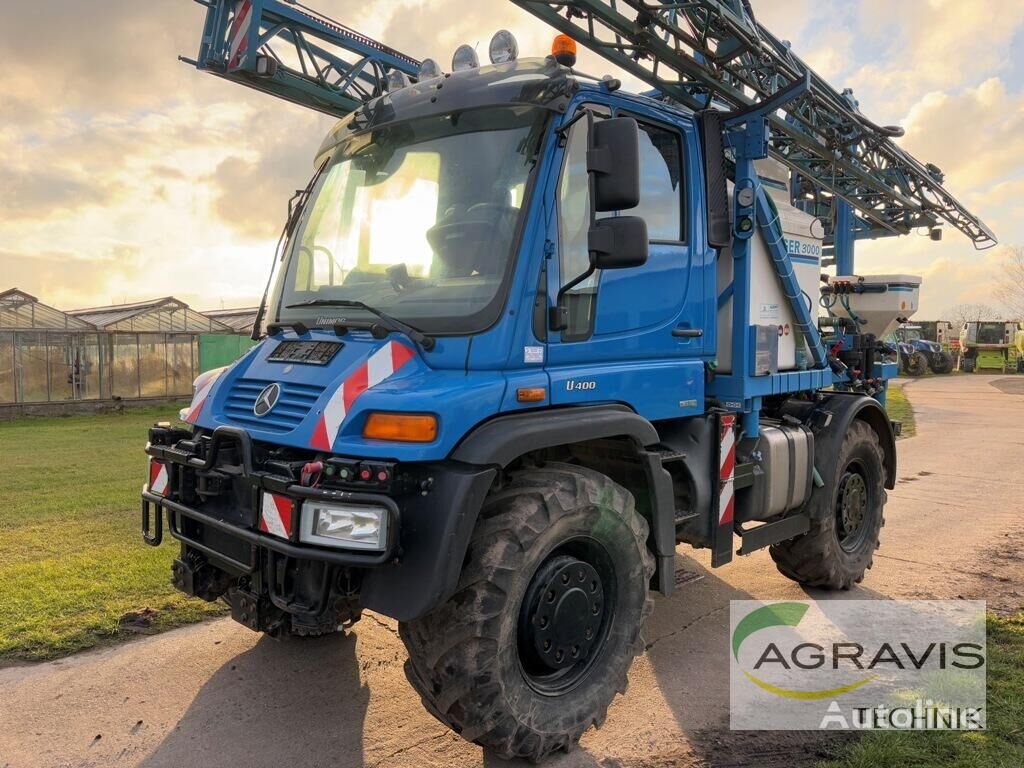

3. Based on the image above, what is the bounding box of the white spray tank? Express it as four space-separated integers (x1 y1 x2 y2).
716 158 823 373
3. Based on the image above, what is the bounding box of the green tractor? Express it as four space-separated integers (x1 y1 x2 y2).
958 321 1016 373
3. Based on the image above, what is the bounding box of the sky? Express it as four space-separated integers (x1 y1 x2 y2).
1 0 1022 317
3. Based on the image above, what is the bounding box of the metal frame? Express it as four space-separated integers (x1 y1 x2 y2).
187 0 420 117
510 0 996 250
704 77 832 436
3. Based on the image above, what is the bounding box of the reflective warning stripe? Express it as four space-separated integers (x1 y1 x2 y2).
149 461 169 496
260 492 293 539
310 341 416 451
227 0 253 70
719 414 736 525
182 375 217 424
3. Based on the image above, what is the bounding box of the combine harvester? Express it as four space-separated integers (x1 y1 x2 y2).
958 320 1018 372
140 0 995 758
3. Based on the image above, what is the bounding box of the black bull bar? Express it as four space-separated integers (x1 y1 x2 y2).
142 426 399 573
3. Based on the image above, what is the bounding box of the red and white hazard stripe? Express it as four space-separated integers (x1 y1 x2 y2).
310 341 416 451
227 0 253 71
182 374 218 424
718 414 737 525
149 461 169 496
260 492 293 539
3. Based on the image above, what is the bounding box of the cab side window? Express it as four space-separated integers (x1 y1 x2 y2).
555 110 683 341
557 113 606 341
632 120 684 242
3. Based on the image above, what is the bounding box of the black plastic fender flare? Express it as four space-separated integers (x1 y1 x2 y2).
362 405 679 621
783 392 897 499
450 403 659 466
453 405 676 586
453 404 678 593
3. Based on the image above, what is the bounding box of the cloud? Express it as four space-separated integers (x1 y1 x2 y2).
206 109 334 240
840 0 1024 120
0 164 115 218
899 79 1024 190
0 248 144 310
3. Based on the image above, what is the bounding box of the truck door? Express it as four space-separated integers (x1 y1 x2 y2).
545 107 707 421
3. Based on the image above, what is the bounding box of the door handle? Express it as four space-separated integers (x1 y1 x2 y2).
672 327 703 338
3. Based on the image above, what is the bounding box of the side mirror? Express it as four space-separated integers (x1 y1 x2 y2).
589 117 640 212
589 216 648 270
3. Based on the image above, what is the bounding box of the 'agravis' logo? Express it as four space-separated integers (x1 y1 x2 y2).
732 602 984 701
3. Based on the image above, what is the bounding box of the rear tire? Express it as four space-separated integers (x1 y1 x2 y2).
770 420 886 589
399 463 654 761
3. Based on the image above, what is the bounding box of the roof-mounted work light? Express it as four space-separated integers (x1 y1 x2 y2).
418 57 443 80
452 44 479 71
488 30 519 64
386 69 410 91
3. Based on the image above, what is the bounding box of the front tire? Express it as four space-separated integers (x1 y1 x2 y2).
770 420 886 589
399 464 654 761
929 351 954 374
902 350 929 376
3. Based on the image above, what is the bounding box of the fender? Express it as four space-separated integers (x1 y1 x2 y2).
457 404 679 589
365 406 677 620
782 392 897 503
450 403 659 466
453 404 678 595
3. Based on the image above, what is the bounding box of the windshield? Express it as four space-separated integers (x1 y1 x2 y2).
269 106 548 334
977 323 1006 344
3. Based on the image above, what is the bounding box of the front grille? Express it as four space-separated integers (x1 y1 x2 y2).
223 378 325 434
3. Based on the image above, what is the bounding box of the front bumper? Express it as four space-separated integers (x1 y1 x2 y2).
141 425 496 621
143 426 400 573
142 488 400 573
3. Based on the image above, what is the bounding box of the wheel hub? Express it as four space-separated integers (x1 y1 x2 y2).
524 555 604 670
837 472 867 539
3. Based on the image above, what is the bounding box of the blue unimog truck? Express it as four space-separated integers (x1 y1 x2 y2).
141 0 996 759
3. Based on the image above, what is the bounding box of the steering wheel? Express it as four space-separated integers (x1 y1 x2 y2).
425 204 519 273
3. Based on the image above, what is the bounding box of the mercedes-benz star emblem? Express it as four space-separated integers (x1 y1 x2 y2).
253 383 281 417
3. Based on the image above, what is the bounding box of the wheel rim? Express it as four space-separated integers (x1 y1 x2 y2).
517 537 616 695
835 461 871 552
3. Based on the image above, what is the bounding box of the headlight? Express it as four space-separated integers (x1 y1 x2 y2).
299 501 389 551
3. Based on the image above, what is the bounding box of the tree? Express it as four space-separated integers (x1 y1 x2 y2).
993 245 1024 320
942 303 1001 328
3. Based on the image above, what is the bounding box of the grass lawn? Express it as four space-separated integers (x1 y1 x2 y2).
886 383 916 439
818 612 1024 768
0 406 225 662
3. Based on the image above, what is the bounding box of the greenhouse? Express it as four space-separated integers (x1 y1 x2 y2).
0 289 242 406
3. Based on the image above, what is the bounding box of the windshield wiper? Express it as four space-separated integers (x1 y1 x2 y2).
285 299 436 351
251 159 329 341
